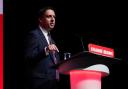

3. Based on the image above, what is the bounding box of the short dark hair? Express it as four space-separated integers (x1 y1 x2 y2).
38 6 55 18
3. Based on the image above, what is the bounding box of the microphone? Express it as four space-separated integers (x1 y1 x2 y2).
73 33 86 52
80 36 86 52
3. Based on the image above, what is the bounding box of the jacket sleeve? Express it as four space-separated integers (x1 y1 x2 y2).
24 32 47 64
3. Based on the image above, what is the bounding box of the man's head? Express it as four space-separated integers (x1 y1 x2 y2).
38 7 56 31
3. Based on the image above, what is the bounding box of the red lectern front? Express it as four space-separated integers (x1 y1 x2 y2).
55 51 120 89
69 64 109 89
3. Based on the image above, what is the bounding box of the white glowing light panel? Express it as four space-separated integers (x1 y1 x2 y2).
0 0 3 14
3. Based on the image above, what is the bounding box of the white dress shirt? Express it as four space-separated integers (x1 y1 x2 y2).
39 26 50 55
39 26 50 45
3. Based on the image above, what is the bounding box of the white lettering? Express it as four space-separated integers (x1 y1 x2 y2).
91 47 103 53
103 50 113 56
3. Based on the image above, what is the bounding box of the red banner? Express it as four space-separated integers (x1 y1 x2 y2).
88 43 114 58
0 14 3 89
0 0 3 87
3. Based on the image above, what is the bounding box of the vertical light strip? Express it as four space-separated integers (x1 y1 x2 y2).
0 0 3 89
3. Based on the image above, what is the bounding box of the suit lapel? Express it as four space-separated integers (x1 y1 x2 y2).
37 28 48 46
37 28 56 64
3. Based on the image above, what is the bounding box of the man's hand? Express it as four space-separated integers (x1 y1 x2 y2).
47 44 59 52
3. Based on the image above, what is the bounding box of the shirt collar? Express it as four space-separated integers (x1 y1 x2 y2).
39 26 49 36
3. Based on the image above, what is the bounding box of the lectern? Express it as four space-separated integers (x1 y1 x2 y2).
55 51 120 89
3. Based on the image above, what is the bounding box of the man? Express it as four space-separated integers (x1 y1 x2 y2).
24 7 60 89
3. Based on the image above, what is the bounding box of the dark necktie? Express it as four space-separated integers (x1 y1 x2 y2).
47 32 57 63
47 32 53 44
47 32 59 80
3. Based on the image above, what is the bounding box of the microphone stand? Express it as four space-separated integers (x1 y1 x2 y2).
80 36 86 52
73 33 86 52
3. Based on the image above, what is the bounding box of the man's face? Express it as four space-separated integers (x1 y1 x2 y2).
39 9 56 31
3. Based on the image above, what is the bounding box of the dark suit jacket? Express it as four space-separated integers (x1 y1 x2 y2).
24 28 60 88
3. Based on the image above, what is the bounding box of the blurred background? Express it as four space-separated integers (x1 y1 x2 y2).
4 0 127 89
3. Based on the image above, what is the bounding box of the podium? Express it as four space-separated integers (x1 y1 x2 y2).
55 51 120 89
